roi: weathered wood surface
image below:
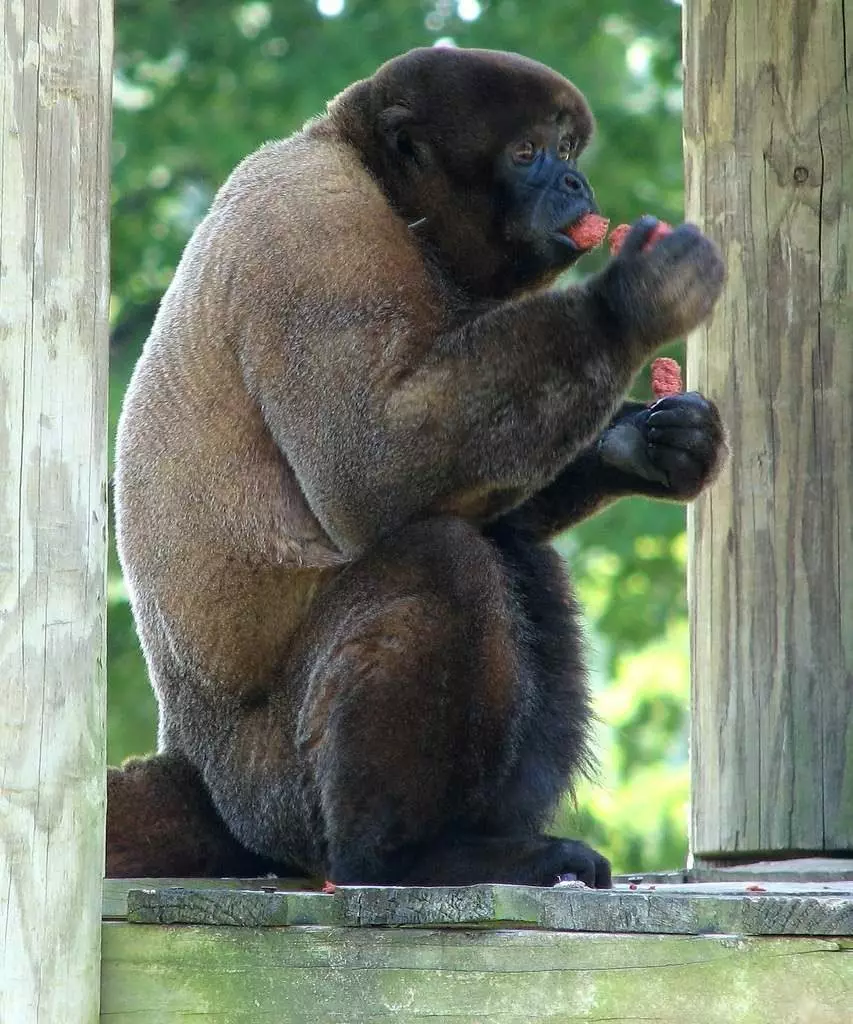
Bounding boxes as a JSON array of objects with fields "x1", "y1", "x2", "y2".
[
  {"x1": 101, "y1": 861, "x2": 853, "y2": 918},
  {"x1": 102, "y1": 876, "x2": 316, "y2": 919},
  {"x1": 684, "y1": 0, "x2": 853, "y2": 856},
  {"x1": 100, "y1": 923, "x2": 853, "y2": 1023},
  {"x1": 103, "y1": 861, "x2": 853, "y2": 920},
  {"x1": 123, "y1": 882, "x2": 853, "y2": 937},
  {"x1": 687, "y1": 857, "x2": 853, "y2": 882},
  {"x1": 0, "y1": 1, "x2": 112, "y2": 1022},
  {"x1": 618, "y1": 857, "x2": 853, "y2": 885}
]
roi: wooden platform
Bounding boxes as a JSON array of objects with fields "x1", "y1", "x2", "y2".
[{"x1": 101, "y1": 877, "x2": 853, "y2": 1022}]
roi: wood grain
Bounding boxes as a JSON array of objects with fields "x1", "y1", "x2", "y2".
[
  {"x1": 684, "y1": 0, "x2": 853, "y2": 856},
  {"x1": 122, "y1": 881, "x2": 853, "y2": 936},
  {"x1": 100, "y1": 922, "x2": 853, "y2": 1023},
  {"x1": 0, "y1": 0, "x2": 112, "y2": 1020},
  {"x1": 101, "y1": 875, "x2": 318, "y2": 920}
]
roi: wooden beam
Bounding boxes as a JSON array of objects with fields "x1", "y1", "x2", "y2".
[
  {"x1": 100, "y1": 923, "x2": 852, "y2": 1023},
  {"x1": 684, "y1": 0, "x2": 853, "y2": 856},
  {"x1": 100, "y1": 883, "x2": 853, "y2": 1020},
  {"x1": 0, "y1": 0, "x2": 113, "y2": 1020}
]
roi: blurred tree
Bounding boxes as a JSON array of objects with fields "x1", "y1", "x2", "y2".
[{"x1": 108, "y1": 0, "x2": 690, "y2": 872}]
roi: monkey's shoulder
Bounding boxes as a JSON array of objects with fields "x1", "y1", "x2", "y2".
[{"x1": 210, "y1": 133, "x2": 406, "y2": 258}]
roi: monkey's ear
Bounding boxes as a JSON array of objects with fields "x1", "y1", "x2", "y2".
[{"x1": 378, "y1": 105, "x2": 429, "y2": 163}]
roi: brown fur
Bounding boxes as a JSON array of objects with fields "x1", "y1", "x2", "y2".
[
  {"x1": 110, "y1": 48, "x2": 725, "y2": 885},
  {"x1": 106, "y1": 754, "x2": 272, "y2": 877}
]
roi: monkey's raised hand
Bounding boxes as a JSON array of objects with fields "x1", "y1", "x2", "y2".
[
  {"x1": 591, "y1": 216, "x2": 725, "y2": 349},
  {"x1": 598, "y1": 392, "x2": 726, "y2": 499}
]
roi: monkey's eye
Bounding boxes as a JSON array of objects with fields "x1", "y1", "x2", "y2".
[
  {"x1": 558, "y1": 136, "x2": 577, "y2": 161},
  {"x1": 512, "y1": 140, "x2": 537, "y2": 164}
]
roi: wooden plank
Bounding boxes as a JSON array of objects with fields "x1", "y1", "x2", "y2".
[
  {"x1": 100, "y1": 923, "x2": 853, "y2": 1023},
  {"x1": 123, "y1": 883, "x2": 853, "y2": 937},
  {"x1": 103, "y1": 860, "x2": 853, "y2": 919},
  {"x1": 619, "y1": 859, "x2": 853, "y2": 884},
  {"x1": 538, "y1": 888, "x2": 853, "y2": 938},
  {"x1": 615, "y1": 881, "x2": 853, "y2": 896},
  {"x1": 102, "y1": 876, "x2": 316, "y2": 920},
  {"x1": 684, "y1": 0, "x2": 853, "y2": 856},
  {"x1": 687, "y1": 858, "x2": 853, "y2": 883},
  {"x1": 0, "y1": 1, "x2": 113, "y2": 1021},
  {"x1": 127, "y1": 887, "x2": 344, "y2": 928}
]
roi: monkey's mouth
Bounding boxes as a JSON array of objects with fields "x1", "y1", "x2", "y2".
[{"x1": 558, "y1": 213, "x2": 610, "y2": 252}]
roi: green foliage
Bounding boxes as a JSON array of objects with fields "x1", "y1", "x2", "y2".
[
  {"x1": 108, "y1": 0, "x2": 691, "y2": 873},
  {"x1": 552, "y1": 621, "x2": 691, "y2": 872}
]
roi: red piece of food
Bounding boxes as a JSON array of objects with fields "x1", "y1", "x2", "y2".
[
  {"x1": 564, "y1": 213, "x2": 609, "y2": 251},
  {"x1": 646, "y1": 221, "x2": 673, "y2": 248},
  {"x1": 609, "y1": 219, "x2": 674, "y2": 255},
  {"x1": 608, "y1": 223, "x2": 631, "y2": 254},
  {"x1": 745, "y1": 884, "x2": 767, "y2": 893},
  {"x1": 651, "y1": 357, "x2": 683, "y2": 399}
]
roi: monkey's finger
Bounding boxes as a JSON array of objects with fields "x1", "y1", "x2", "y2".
[
  {"x1": 599, "y1": 421, "x2": 670, "y2": 485},
  {"x1": 646, "y1": 223, "x2": 710, "y2": 268},
  {"x1": 574, "y1": 858, "x2": 599, "y2": 889},
  {"x1": 647, "y1": 226, "x2": 722, "y2": 287},
  {"x1": 616, "y1": 215, "x2": 662, "y2": 258},
  {"x1": 555, "y1": 840, "x2": 611, "y2": 889},
  {"x1": 647, "y1": 427, "x2": 719, "y2": 463},
  {"x1": 646, "y1": 445, "x2": 706, "y2": 490},
  {"x1": 648, "y1": 395, "x2": 724, "y2": 440},
  {"x1": 593, "y1": 853, "x2": 612, "y2": 889},
  {"x1": 648, "y1": 391, "x2": 718, "y2": 421}
]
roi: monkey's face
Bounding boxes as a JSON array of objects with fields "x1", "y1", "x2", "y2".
[
  {"x1": 337, "y1": 48, "x2": 597, "y2": 298},
  {"x1": 495, "y1": 121, "x2": 599, "y2": 280}
]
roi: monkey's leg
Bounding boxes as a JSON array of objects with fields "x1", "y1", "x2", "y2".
[
  {"x1": 291, "y1": 517, "x2": 609, "y2": 888},
  {"x1": 106, "y1": 752, "x2": 277, "y2": 877}
]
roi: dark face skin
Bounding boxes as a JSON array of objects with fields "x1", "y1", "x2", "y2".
[{"x1": 496, "y1": 119, "x2": 598, "y2": 283}]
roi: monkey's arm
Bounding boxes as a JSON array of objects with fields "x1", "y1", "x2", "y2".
[
  {"x1": 492, "y1": 394, "x2": 727, "y2": 542},
  {"x1": 238, "y1": 217, "x2": 722, "y2": 554}
]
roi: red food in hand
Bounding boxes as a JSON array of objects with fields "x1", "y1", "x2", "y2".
[
  {"x1": 645, "y1": 221, "x2": 673, "y2": 248},
  {"x1": 608, "y1": 223, "x2": 631, "y2": 254},
  {"x1": 565, "y1": 213, "x2": 609, "y2": 251},
  {"x1": 609, "y1": 219, "x2": 674, "y2": 255},
  {"x1": 651, "y1": 357, "x2": 683, "y2": 399}
]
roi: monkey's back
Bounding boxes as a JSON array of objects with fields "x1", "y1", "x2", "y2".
[{"x1": 114, "y1": 130, "x2": 401, "y2": 713}]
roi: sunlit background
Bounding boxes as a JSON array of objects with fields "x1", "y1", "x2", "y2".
[{"x1": 108, "y1": 0, "x2": 691, "y2": 874}]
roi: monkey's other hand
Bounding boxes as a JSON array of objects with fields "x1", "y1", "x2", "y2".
[
  {"x1": 594, "y1": 217, "x2": 725, "y2": 348},
  {"x1": 598, "y1": 392, "x2": 727, "y2": 500}
]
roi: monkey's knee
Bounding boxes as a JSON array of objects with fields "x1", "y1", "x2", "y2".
[
  {"x1": 106, "y1": 752, "x2": 273, "y2": 877},
  {"x1": 301, "y1": 518, "x2": 516, "y2": 760}
]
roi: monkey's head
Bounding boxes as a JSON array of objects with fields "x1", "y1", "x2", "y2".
[{"x1": 329, "y1": 47, "x2": 598, "y2": 298}]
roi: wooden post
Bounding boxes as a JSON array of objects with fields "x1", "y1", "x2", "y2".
[
  {"x1": 684, "y1": 0, "x2": 853, "y2": 860},
  {"x1": 0, "y1": 0, "x2": 112, "y2": 1019}
]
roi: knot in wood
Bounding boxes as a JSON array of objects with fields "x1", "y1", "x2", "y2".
[{"x1": 793, "y1": 166, "x2": 810, "y2": 184}]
